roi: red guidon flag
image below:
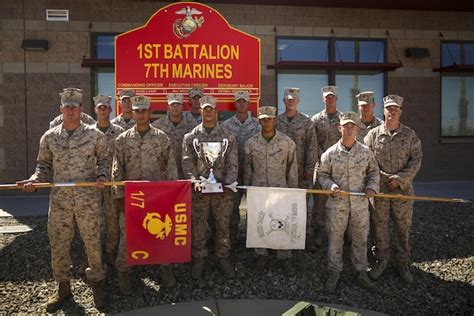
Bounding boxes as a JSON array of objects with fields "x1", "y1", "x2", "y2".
[{"x1": 125, "y1": 181, "x2": 191, "y2": 265}]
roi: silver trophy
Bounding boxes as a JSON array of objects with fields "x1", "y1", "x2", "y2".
[{"x1": 193, "y1": 138, "x2": 228, "y2": 193}]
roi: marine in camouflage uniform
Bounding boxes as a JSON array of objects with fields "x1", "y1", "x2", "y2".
[
  {"x1": 311, "y1": 85, "x2": 342, "y2": 247},
  {"x1": 92, "y1": 95, "x2": 125, "y2": 265},
  {"x1": 183, "y1": 86, "x2": 204, "y2": 126},
  {"x1": 151, "y1": 93, "x2": 195, "y2": 179},
  {"x1": 112, "y1": 96, "x2": 178, "y2": 292},
  {"x1": 182, "y1": 96, "x2": 238, "y2": 280},
  {"x1": 318, "y1": 111, "x2": 380, "y2": 293},
  {"x1": 355, "y1": 91, "x2": 383, "y2": 143},
  {"x1": 111, "y1": 89, "x2": 136, "y2": 130},
  {"x1": 222, "y1": 91, "x2": 261, "y2": 240},
  {"x1": 18, "y1": 88, "x2": 109, "y2": 311},
  {"x1": 277, "y1": 87, "x2": 319, "y2": 251},
  {"x1": 364, "y1": 95, "x2": 422, "y2": 284},
  {"x1": 244, "y1": 106, "x2": 298, "y2": 276}
]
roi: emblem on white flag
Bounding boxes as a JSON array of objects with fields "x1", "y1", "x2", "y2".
[{"x1": 246, "y1": 187, "x2": 307, "y2": 250}]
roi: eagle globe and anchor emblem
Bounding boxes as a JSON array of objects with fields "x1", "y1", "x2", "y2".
[
  {"x1": 173, "y1": 6, "x2": 205, "y2": 39},
  {"x1": 143, "y1": 212, "x2": 173, "y2": 239}
]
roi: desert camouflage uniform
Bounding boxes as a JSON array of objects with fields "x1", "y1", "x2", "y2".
[
  {"x1": 49, "y1": 112, "x2": 96, "y2": 129},
  {"x1": 244, "y1": 130, "x2": 298, "y2": 259},
  {"x1": 29, "y1": 123, "x2": 110, "y2": 282},
  {"x1": 356, "y1": 116, "x2": 383, "y2": 143},
  {"x1": 151, "y1": 114, "x2": 196, "y2": 179},
  {"x1": 182, "y1": 122, "x2": 238, "y2": 258},
  {"x1": 112, "y1": 126, "x2": 178, "y2": 272},
  {"x1": 318, "y1": 141, "x2": 380, "y2": 273},
  {"x1": 223, "y1": 114, "x2": 261, "y2": 235},
  {"x1": 111, "y1": 114, "x2": 136, "y2": 130},
  {"x1": 364, "y1": 124, "x2": 422, "y2": 265},
  {"x1": 93, "y1": 123, "x2": 125, "y2": 257},
  {"x1": 277, "y1": 112, "x2": 319, "y2": 240},
  {"x1": 311, "y1": 110, "x2": 342, "y2": 235},
  {"x1": 183, "y1": 111, "x2": 202, "y2": 126}
]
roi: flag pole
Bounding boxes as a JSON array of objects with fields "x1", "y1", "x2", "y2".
[{"x1": 2, "y1": 182, "x2": 470, "y2": 203}]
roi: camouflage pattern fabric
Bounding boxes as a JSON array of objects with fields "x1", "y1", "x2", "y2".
[{"x1": 111, "y1": 114, "x2": 136, "y2": 130}]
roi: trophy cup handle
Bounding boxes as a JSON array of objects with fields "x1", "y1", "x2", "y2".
[
  {"x1": 221, "y1": 138, "x2": 229, "y2": 157},
  {"x1": 192, "y1": 139, "x2": 201, "y2": 158}
]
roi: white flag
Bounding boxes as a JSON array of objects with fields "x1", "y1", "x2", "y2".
[{"x1": 246, "y1": 186, "x2": 307, "y2": 250}]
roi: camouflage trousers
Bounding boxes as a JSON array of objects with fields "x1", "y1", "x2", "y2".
[
  {"x1": 103, "y1": 191, "x2": 119, "y2": 256},
  {"x1": 372, "y1": 198, "x2": 413, "y2": 264},
  {"x1": 229, "y1": 190, "x2": 244, "y2": 236},
  {"x1": 192, "y1": 192, "x2": 232, "y2": 258},
  {"x1": 115, "y1": 199, "x2": 129, "y2": 272},
  {"x1": 255, "y1": 249, "x2": 292, "y2": 259},
  {"x1": 312, "y1": 182, "x2": 328, "y2": 233},
  {"x1": 299, "y1": 178, "x2": 315, "y2": 238},
  {"x1": 326, "y1": 206, "x2": 369, "y2": 273},
  {"x1": 48, "y1": 189, "x2": 106, "y2": 282}
]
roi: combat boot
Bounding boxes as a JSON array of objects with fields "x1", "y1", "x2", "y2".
[
  {"x1": 160, "y1": 265, "x2": 176, "y2": 288},
  {"x1": 357, "y1": 271, "x2": 376, "y2": 292},
  {"x1": 217, "y1": 257, "x2": 235, "y2": 279},
  {"x1": 324, "y1": 271, "x2": 340, "y2": 293},
  {"x1": 314, "y1": 231, "x2": 323, "y2": 248},
  {"x1": 255, "y1": 255, "x2": 267, "y2": 273},
  {"x1": 396, "y1": 263, "x2": 413, "y2": 284},
  {"x1": 118, "y1": 271, "x2": 132, "y2": 295},
  {"x1": 45, "y1": 281, "x2": 72, "y2": 312},
  {"x1": 191, "y1": 258, "x2": 205, "y2": 280},
  {"x1": 282, "y1": 258, "x2": 297, "y2": 277},
  {"x1": 368, "y1": 259, "x2": 387, "y2": 280},
  {"x1": 90, "y1": 279, "x2": 107, "y2": 309}
]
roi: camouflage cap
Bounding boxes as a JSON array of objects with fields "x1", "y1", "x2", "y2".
[
  {"x1": 284, "y1": 87, "x2": 300, "y2": 100},
  {"x1": 59, "y1": 88, "x2": 83, "y2": 107},
  {"x1": 321, "y1": 85, "x2": 337, "y2": 97},
  {"x1": 119, "y1": 89, "x2": 135, "y2": 100},
  {"x1": 339, "y1": 111, "x2": 360, "y2": 126},
  {"x1": 356, "y1": 91, "x2": 375, "y2": 106},
  {"x1": 189, "y1": 86, "x2": 204, "y2": 98},
  {"x1": 167, "y1": 93, "x2": 184, "y2": 105},
  {"x1": 199, "y1": 96, "x2": 216, "y2": 109},
  {"x1": 383, "y1": 94, "x2": 404, "y2": 108},
  {"x1": 131, "y1": 95, "x2": 151, "y2": 110},
  {"x1": 234, "y1": 90, "x2": 250, "y2": 102},
  {"x1": 93, "y1": 94, "x2": 112, "y2": 107},
  {"x1": 258, "y1": 106, "x2": 277, "y2": 119}
]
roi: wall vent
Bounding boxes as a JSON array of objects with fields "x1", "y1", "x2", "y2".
[{"x1": 46, "y1": 9, "x2": 69, "y2": 21}]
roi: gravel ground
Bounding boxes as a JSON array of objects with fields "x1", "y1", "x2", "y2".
[{"x1": 0, "y1": 201, "x2": 473, "y2": 315}]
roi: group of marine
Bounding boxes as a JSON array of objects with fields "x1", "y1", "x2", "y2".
[{"x1": 17, "y1": 84, "x2": 422, "y2": 311}]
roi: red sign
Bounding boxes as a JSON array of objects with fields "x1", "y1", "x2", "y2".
[
  {"x1": 125, "y1": 181, "x2": 191, "y2": 265},
  {"x1": 115, "y1": 2, "x2": 260, "y2": 115}
]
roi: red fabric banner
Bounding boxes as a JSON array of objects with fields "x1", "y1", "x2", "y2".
[{"x1": 125, "y1": 181, "x2": 191, "y2": 265}]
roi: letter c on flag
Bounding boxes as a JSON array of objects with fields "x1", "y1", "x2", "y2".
[{"x1": 131, "y1": 250, "x2": 150, "y2": 260}]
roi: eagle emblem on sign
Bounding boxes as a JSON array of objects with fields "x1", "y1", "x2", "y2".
[
  {"x1": 173, "y1": 6, "x2": 205, "y2": 39},
  {"x1": 143, "y1": 213, "x2": 173, "y2": 239}
]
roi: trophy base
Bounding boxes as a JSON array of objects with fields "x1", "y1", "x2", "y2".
[{"x1": 201, "y1": 182, "x2": 224, "y2": 194}]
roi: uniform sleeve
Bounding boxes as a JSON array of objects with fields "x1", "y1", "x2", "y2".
[
  {"x1": 163, "y1": 135, "x2": 179, "y2": 180},
  {"x1": 304, "y1": 121, "x2": 319, "y2": 175},
  {"x1": 82, "y1": 112, "x2": 97, "y2": 125},
  {"x1": 223, "y1": 133, "x2": 238, "y2": 184},
  {"x1": 365, "y1": 150, "x2": 380, "y2": 193},
  {"x1": 287, "y1": 140, "x2": 299, "y2": 188},
  {"x1": 243, "y1": 140, "x2": 253, "y2": 186},
  {"x1": 29, "y1": 134, "x2": 53, "y2": 182},
  {"x1": 317, "y1": 151, "x2": 337, "y2": 190},
  {"x1": 48, "y1": 115, "x2": 62, "y2": 129},
  {"x1": 393, "y1": 132, "x2": 423, "y2": 192},
  {"x1": 181, "y1": 133, "x2": 199, "y2": 180},
  {"x1": 112, "y1": 136, "x2": 126, "y2": 198},
  {"x1": 95, "y1": 132, "x2": 111, "y2": 179}
]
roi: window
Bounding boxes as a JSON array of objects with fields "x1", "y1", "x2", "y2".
[
  {"x1": 276, "y1": 37, "x2": 386, "y2": 118},
  {"x1": 92, "y1": 34, "x2": 117, "y2": 117},
  {"x1": 440, "y1": 42, "x2": 474, "y2": 137}
]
